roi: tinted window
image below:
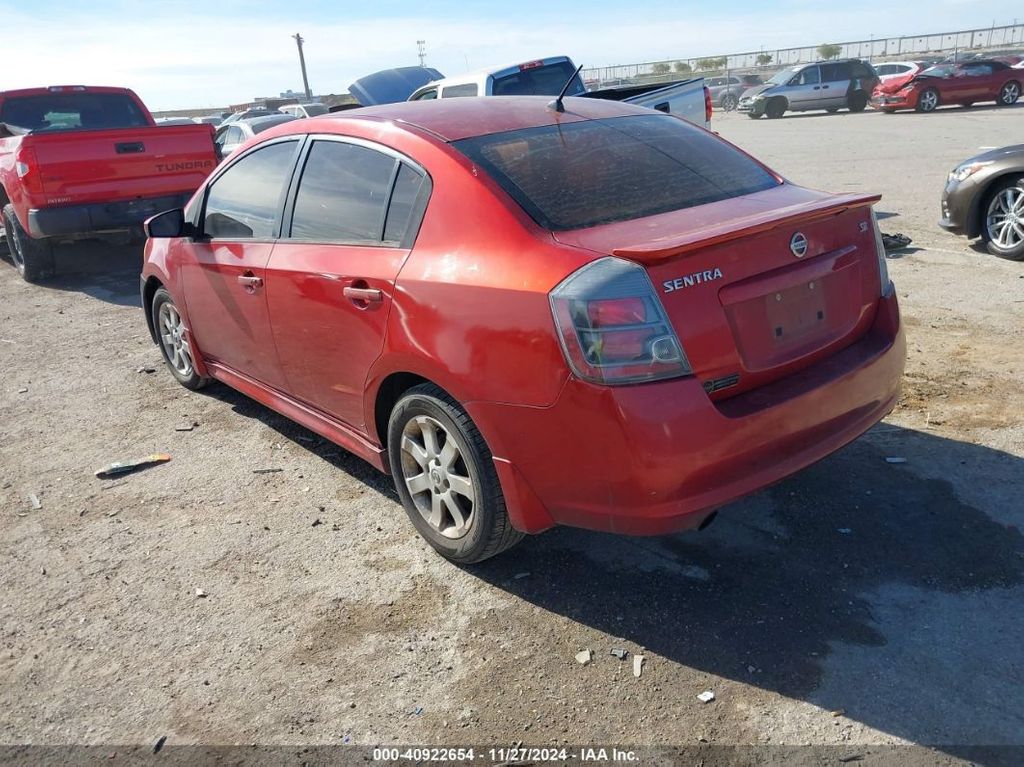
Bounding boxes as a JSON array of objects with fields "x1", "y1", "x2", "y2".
[
  {"x1": 383, "y1": 164, "x2": 426, "y2": 245},
  {"x1": 0, "y1": 92, "x2": 148, "y2": 132},
  {"x1": 302, "y1": 104, "x2": 329, "y2": 116},
  {"x1": 413, "y1": 89, "x2": 438, "y2": 101},
  {"x1": 963, "y1": 64, "x2": 993, "y2": 76},
  {"x1": 819, "y1": 62, "x2": 850, "y2": 82},
  {"x1": 290, "y1": 140, "x2": 398, "y2": 243},
  {"x1": 204, "y1": 141, "x2": 298, "y2": 239},
  {"x1": 441, "y1": 83, "x2": 479, "y2": 97},
  {"x1": 453, "y1": 114, "x2": 780, "y2": 231},
  {"x1": 491, "y1": 60, "x2": 585, "y2": 96}
]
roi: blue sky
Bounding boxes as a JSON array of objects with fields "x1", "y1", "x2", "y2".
[{"x1": 2, "y1": 0, "x2": 1022, "y2": 110}]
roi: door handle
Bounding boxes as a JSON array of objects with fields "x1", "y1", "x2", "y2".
[
  {"x1": 343, "y1": 286, "x2": 383, "y2": 303},
  {"x1": 237, "y1": 274, "x2": 263, "y2": 289}
]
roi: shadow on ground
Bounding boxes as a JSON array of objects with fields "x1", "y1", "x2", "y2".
[
  {"x1": 466, "y1": 427, "x2": 1024, "y2": 750},
  {"x1": 34, "y1": 240, "x2": 142, "y2": 307}
]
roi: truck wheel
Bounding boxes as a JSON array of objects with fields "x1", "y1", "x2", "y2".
[
  {"x1": 982, "y1": 177, "x2": 1024, "y2": 261},
  {"x1": 388, "y1": 383, "x2": 523, "y2": 564},
  {"x1": 152, "y1": 287, "x2": 209, "y2": 389},
  {"x1": 2, "y1": 204, "x2": 55, "y2": 283},
  {"x1": 847, "y1": 91, "x2": 868, "y2": 112},
  {"x1": 765, "y1": 98, "x2": 787, "y2": 119}
]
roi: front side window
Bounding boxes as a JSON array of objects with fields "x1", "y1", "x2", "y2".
[
  {"x1": 797, "y1": 66, "x2": 821, "y2": 86},
  {"x1": 289, "y1": 140, "x2": 398, "y2": 243},
  {"x1": 204, "y1": 141, "x2": 298, "y2": 239},
  {"x1": 413, "y1": 89, "x2": 438, "y2": 101},
  {"x1": 453, "y1": 114, "x2": 780, "y2": 231}
]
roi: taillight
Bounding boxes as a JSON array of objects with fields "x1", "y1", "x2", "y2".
[
  {"x1": 14, "y1": 147, "x2": 43, "y2": 196},
  {"x1": 869, "y1": 209, "x2": 892, "y2": 297},
  {"x1": 704, "y1": 86, "x2": 713, "y2": 123},
  {"x1": 550, "y1": 257, "x2": 692, "y2": 385}
]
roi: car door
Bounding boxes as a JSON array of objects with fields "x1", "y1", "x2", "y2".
[
  {"x1": 818, "y1": 62, "x2": 849, "y2": 108},
  {"x1": 786, "y1": 65, "x2": 822, "y2": 110},
  {"x1": 266, "y1": 136, "x2": 431, "y2": 429},
  {"x1": 178, "y1": 138, "x2": 301, "y2": 389}
]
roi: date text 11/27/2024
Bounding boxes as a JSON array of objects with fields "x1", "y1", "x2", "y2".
[{"x1": 371, "y1": 747, "x2": 640, "y2": 762}]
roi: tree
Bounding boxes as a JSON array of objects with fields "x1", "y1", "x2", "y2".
[
  {"x1": 817, "y1": 43, "x2": 842, "y2": 60},
  {"x1": 652, "y1": 62, "x2": 671, "y2": 75},
  {"x1": 674, "y1": 61, "x2": 693, "y2": 74},
  {"x1": 755, "y1": 53, "x2": 773, "y2": 66}
]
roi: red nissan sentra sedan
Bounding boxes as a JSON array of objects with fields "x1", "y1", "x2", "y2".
[{"x1": 141, "y1": 97, "x2": 905, "y2": 563}]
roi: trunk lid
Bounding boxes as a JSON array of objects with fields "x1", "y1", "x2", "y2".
[
  {"x1": 27, "y1": 125, "x2": 216, "y2": 206},
  {"x1": 553, "y1": 185, "x2": 883, "y2": 398}
]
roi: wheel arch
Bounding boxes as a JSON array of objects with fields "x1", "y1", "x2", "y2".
[{"x1": 142, "y1": 275, "x2": 164, "y2": 344}]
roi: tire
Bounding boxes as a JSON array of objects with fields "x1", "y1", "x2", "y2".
[
  {"x1": 720, "y1": 93, "x2": 738, "y2": 111},
  {"x1": 765, "y1": 98, "x2": 787, "y2": 119},
  {"x1": 998, "y1": 80, "x2": 1021, "y2": 106},
  {"x1": 387, "y1": 383, "x2": 523, "y2": 564},
  {"x1": 2, "y1": 204, "x2": 55, "y2": 283},
  {"x1": 981, "y1": 177, "x2": 1024, "y2": 261},
  {"x1": 746, "y1": 111, "x2": 762, "y2": 120},
  {"x1": 916, "y1": 87, "x2": 940, "y2": 113},
  {"x1": 847, "y1": 91, "x2": 868, "y2": 112},
  {"x1": 151, "y1": 287, "x2": 208, "y2": 389}
]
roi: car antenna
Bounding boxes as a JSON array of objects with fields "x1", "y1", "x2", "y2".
[{"x1": 548, "y1": 65, "x2": 584, "y2": 113}]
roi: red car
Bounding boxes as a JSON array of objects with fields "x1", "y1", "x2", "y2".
[
  {"x1": 141, "y1": 97, "x2": 904, "y2": 563},
  {"x1": 870, "y1": 59, "x2": 1021, "y2": 113}
]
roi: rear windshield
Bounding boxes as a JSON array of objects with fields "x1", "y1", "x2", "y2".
[
  {"x1": 453, "y1": 114, "x2": 780, "y2": 231},
  {"x1": 492, "y1": 61, "x2": 585, "y2": 97},
  {"x1": 302, "y1": 104, "x2": 329, "y2": 116},
  {"x1": 0, "y1": 92, "x2": 148, "y2": 132}
]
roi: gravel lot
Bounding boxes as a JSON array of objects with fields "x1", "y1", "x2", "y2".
[{"x1": 1, "y1": 104, "x2": 1022, "y2": 759}]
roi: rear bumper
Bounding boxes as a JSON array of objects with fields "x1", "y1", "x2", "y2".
[
  {"x1": 469, "y1": 292, "x2": 905, "y2": 536},
  {"x1": 28, "y1": 194, "x2": 193, "y2": 239}
]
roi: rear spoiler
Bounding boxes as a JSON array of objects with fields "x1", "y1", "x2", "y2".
[{"x1": 612, "y1": 193, "x2": 881, "y2": 263}]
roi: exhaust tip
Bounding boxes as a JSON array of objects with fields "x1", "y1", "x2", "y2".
[{"x1": 697, "y1": 511, "x2": 718, "y2": 532}]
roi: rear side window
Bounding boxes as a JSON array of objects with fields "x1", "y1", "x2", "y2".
[
  {"x1": 0, "y1": 92, "x2": 148, "y2": 132},
  {"x1": 204, "y1": 141, "x2": 298, "y2": 239},
  {"x1": 453, "y1": 114, "x2": 780, "y2": 231},
  {"x1": 851, "y1": 61, "x2": 877, "y2": 79},
  {"x1": 290, "y1": 140, "x2": 398, "y2": 243},
  {"x1": 819, "y1": 62, "x2": 850, "y2": 82},
  {"x1": 491, "y1": 60, "x2": 585, "y2": 96},
  {"x1": 383, "y1": 164, "x2": 427, "y2": 245},
  {"x1": 441, "y1": 83, "x2": 479, "y2": 98}
]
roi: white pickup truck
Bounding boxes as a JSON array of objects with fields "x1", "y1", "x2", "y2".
[{"x1": 350, "y1": 56, "x2": 712, "y2": 130}]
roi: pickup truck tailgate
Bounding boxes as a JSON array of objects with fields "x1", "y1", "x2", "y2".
[{"x1": 30, "y1": 125, "x2": 216, "y2": 205}]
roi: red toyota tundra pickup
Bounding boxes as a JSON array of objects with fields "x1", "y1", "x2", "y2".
[{"x1": 0, "y1": 85, "x2": 217, "y2": 282}]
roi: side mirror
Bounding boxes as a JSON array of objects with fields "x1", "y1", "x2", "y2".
[{"x1": 144, "y1": 208, "x2": 188, "y2": 239}]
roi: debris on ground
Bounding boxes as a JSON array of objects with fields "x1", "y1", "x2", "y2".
[
  {"x1": 195, "y1": 588, "x2": 207, "y2": 598},
  {"x1": 633, "y1": 655, "x2": 644, "y2": 678},
  {"x1": 610, "y1": 648, "x2": 628, "y2": 660},
  {"x1": 831, "y1": 708, "x2": 846, "y2": 717},
  {"x1": 697, "y1": 690, "x2": 715, "y2": 704},
  {"x1": 17, "y1": 387, "x2": 28, "y2": 394},
  {"x1": 175, "y1": 422, "x2": 198, "y2": 432},
  {"x1": 414, "y1": 706, "x2": 424, "y2": 715},
  {"x1": 838, "y1": 755, "x2": 864, "y2": 764},
  {"x1": 252, "y1": 468, "x2": 283, "y2": 474},
  {"x1": 95, "y1": 454, "x2": 171, "y2": 479},
  {"x1": 881, "y1": 232, "x2": 912, "y2": 251},
  {"x1": 885, "y1": 456, "x2": 907, "y2": 464},
  {"x1": 311, "y1": 518, "x2": 323, "y2": 527},
  {"x1": 29, "y1": 493, "x2": 41, "y2": 510},
  {"x1": 575, "y1": 649, "x2": 592, "y2": 666},
  {"x1": 136, "y1": 366, "x2": 156, "y2": 374},
  {"x1": 153, "y1": 736, "x2": 167, "y2": 754}
]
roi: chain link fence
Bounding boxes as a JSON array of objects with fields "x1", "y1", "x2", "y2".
[{"x1": 582, "y1": 23, "x2": 1024, "y2": 86}]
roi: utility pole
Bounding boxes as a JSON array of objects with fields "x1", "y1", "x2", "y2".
[
  {"x1": 417, "y1": 40, "x2": 426, "y2": 67},
  {"x1": 293, "y1": 33, "x2": 312, "y2": 100}
]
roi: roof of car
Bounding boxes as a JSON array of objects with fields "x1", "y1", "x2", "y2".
[
  {"x1": 239, "y1": 114, "x2": 298, "y2": 130},
  {"x1": 312, "y1": 96, "x2": 656, "y2": 142}
]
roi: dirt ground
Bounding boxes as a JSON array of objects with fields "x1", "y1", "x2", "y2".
[{"x1": 1, "y1": 104, "x2": 1023, "y2": 761}]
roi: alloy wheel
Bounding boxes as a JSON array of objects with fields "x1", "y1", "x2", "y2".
[
  {"x1": 400, "y1": 415, "x2": 476, "y2": 539},
  {"x1": 986, "y1": 186, "x2": 1024, "y2": 251},
  {"x1": 919, "y1": 90, "x2": 938, "y2": 112},
  {"x1": 158, "y1": 301, "x2": 195, "y2": 377},
  {"x1": 1001, "y1": 82, "x2": 1020, "y2": 105}
]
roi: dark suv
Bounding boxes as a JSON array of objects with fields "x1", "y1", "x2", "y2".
[
  {"x1": 738, "y1": 59, "x2": 879, "y2": 118},
  {"x1": 706, "y1": 74, "x2": 764, "y2": 110}
]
